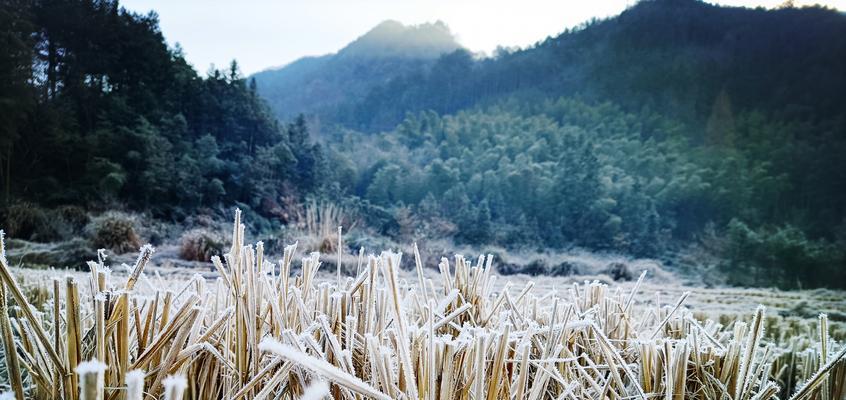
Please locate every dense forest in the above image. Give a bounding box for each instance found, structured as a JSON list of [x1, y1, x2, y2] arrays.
[[0, 0, 325, 216], [2, 0, 845, 288], [256, 0, 846, 288]]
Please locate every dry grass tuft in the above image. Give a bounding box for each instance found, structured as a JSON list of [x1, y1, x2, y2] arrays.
[[2, 202, 53, 241], [301, 201, 352, 254], [88, 212, 141, 254], [179, 228, 225, 262], [0, 210, 843, 399]]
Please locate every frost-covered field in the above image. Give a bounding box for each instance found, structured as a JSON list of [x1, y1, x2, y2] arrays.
[[1, 212, 844, 399]]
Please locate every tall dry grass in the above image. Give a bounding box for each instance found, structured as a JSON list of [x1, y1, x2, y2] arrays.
[[0, 211, 843, 399], [301, 200, 353, 255]]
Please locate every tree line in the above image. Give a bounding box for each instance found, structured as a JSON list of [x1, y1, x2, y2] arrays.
[[327, 98, 846, 288], [0, 0, 325, 220]]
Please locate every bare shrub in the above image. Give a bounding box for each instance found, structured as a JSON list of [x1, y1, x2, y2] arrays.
[[2, 202, 54, 241], [606, 261, 634, 281], [179, 228, 225, 262], [88, 212, 140, 254], [54, 205, 90, 230]]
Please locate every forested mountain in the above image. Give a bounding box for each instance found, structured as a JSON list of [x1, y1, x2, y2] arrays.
[[251, 20, 462, 120], [1, 0, 844, 288], [263, 0, 844, 288], [334, 0, 846, 131]]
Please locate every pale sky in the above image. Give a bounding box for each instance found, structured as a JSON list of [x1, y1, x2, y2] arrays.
[[121, 0, 846, 76]]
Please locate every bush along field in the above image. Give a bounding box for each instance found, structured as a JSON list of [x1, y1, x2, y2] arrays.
[[0, 210, 844, 400]]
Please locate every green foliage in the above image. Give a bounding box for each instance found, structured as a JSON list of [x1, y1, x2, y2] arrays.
[[723, 219, 846, 289], [321, 90, 846, 288], [341, 102, 682, 253], [84, 157, 127, 201], [1, 0, 326, 219]]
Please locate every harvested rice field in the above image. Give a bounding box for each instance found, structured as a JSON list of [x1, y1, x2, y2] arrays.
[[0, 211, 844, 399]]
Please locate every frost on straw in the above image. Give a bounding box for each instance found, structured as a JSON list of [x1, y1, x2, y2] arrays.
[[299, 381, 330, 400], [259, 339, 391, 400], [75, 360, 106, 400], [0, 211, 843, 400], [125, 369, 146, 400], [163, 375, 187, 400]]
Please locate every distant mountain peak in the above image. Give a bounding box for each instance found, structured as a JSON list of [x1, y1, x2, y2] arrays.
[[369, 19, 407, 33], [339, 20, 462, 59]]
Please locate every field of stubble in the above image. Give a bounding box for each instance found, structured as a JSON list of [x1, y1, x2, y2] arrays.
[[1, 212, 844, 399]]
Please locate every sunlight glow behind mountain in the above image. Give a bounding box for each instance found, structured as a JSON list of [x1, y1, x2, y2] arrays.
[[121, 0, 846, 75]]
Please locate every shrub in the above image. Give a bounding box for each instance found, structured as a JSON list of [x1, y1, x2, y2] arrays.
[[179, 228, 225, 262], [41, 205, 92, 240], [551, 260, 580, 276], [54, 205, 89, 231], [2, 202, 55, 241], [522, 258, 550, 275], [88, 212, 141, 254], [7, 238, 93, 270], [605, 262, 633, 281]]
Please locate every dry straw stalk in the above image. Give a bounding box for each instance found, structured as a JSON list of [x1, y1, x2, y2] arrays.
[[0, 212, 843, 400]]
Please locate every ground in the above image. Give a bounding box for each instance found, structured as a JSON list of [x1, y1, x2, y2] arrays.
[[11, 249, 846, 342]]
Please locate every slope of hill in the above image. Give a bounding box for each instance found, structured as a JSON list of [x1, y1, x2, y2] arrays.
[[3, 0, 845, 289], [339, 0, 846, 131], [251, 20, 462, 120], [247, 0, 845, 289]]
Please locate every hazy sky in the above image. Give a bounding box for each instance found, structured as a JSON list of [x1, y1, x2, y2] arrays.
[[121, 0, 846, 76]]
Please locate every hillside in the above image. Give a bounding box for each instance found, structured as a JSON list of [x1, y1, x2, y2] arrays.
[[251, 20, 462, 120], [337, 0, 846, 131], [2, 0, 845, 289], [261, 0, 846, 289]]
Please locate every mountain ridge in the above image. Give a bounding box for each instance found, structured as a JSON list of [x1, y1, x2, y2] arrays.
[[338, 19, 460, 59], [327, 0, 846, 130], [251, 19, 463, 119]]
